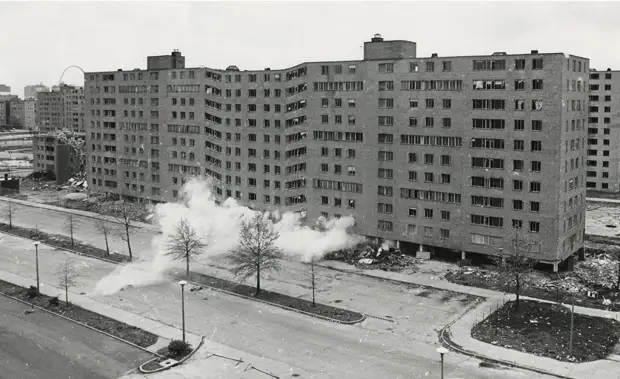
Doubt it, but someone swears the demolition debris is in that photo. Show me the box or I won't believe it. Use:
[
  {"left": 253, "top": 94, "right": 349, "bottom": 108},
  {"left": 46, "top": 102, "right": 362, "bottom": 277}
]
[{"left": 324, "top": 242, "right": 418, "bottom": 272}]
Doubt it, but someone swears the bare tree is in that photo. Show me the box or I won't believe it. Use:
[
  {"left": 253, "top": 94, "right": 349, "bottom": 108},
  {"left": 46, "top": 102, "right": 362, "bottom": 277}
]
[
  {"left": 55, "top": 258, "right": 78, "bottom": 307},
  {"left": 103, "top": 200, "right": 142, "bottom": 261},
  {"left": 94, "top": 218, "right": 113, "bottom": 256},
  {"left": 4, "top": 199, "right": 13, "bottom": 229},
  {"left": 165, "top": 218, "right": 205, "bottom": 276},
  {"left": 494, "top": 231, "right": 537, "bottom": 312},
  {"left": 64, "top": 214, "right": 81, "bottom": 247},
  {"left": 309, "top": 257, "right": 318, "bottom": 307},
  {"left": 226, "top": 213, "right": 283, "bottom": 296}
]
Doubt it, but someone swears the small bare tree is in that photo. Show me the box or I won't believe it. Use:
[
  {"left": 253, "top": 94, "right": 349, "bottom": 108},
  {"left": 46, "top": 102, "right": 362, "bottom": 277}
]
[
  {"left": 165, "top": 218, "right": 205, "bottom": 276},
  {"left": 55, "top": 258, "right": 78, "bottom": 307},
  {"left": 494, "top": 231, "right": 537, "bottom": 312},
  {"left": 309, "top": 257, "right": 318, "bottom": 307},
  {"left": 103, "top": 200, "right": 142, "bottom": 261},
  {"left": 4, "top": 199, "right": 13, "bottom": 229},
  {"left": 64, "top": 214, "right": 81, "bottom": 247},
  {"left": 226, "top": 213, "right": 283, "bottom": 296},
  {"left": 94, "top": 218, "right": 113, "bottom": 256}
]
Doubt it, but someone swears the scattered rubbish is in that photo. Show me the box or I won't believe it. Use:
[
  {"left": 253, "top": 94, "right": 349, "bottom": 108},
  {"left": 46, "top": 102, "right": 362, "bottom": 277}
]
[
  {"left": 190, "top": 286, "right": 204, "bottom": 292},
  {"left": 606, "top": 224, "right": 617, "bottom": 228}
]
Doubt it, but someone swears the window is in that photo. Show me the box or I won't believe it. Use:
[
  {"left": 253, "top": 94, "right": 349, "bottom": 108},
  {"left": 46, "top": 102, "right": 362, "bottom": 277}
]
[
  {"left": 442, "top": 118, "right": 452, "bottom": 128},
  {"left": 379, "top": 81, "right": 394, "bottom": 91},
  {"left": 532, "top": 58, "right": 543, "bottom": 70},
  {"left": 530, "top": 201, "right": 540, "bottom": 212},
  {"left": 441, "top": 211, "right": 450, "bottom": 221},
  {"left": 530, "top": 182, "right": 541, "bottom": 192},
  {"left": 532, "top": 79, "right": 543, "bottom": 90},
  {"left": 514, "top": 80, "right": 525, "bottom": 90},
  {"left": 409, "top": 99, "right": 418, "bottom": 108},
  {"left": 514, "top": 120, "right": 524, "bottom": 130},
  {"left": 409, "top": 62, "right": 419, "bottom": 72},
  {"left": 378, "top": 63, "right": 394, "bottom": 73},
  {"left": 425, "top": 61, "right": 435, "bottom": 72},
  {"left": 513, "top": 200, "right": 523, "bottom": 210},
  {"left": 442, "top": 61, "right": 452, "bottom": 71},
  {"left": 515, "top": 59, "right": 526, "bottom": 70},
  {"left": 378, "top": 220, "right": 393, "bottom": 231},
  {"left": 442, "top": 99, "right": 451, "bottom": 109},
  {"left": 424, "top": 209, "right": 433, "bottom": 219},
  {"left": 531, "top": 141, "right": 542, "bottom": 151},
  {"left": 531, "top": 120, "right": 542, "bottom": 131},
  {"left": 440, "top": 229, "right": 450, "bottom": 239},
  {"left": 425, "top": 99, "right": 435, "bottom": 108},
  {"left": 529, "top": 221, "right": 540, "bottom": 233}
]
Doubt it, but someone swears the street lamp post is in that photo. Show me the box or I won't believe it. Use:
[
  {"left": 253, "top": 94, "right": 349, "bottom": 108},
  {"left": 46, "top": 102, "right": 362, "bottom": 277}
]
[
  {"left": 179, "top": 280, "right": 187, "bottom": 343},
  {"left": 436, "top": 347, "right": 448, "bottom": 379},
  {"left": 33, "top": 241, "right": 40, "bottom": 294}
]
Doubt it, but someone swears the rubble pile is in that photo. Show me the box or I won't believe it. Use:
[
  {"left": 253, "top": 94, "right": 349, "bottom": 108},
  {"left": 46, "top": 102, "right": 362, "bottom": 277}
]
[
  {"left": 62, "top": 177, "right": 88, "bottom": 193},
  {"left": 324, "top": 242, "right": 419, "bottom": 272},
  {"left": 574, "top": 256, "right": 619, "bottom": 290}
]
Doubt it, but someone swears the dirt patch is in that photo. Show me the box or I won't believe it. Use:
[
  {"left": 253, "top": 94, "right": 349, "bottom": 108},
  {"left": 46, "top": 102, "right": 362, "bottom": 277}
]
[
  {"left": 0, "top": 279, "right": 158, "bottom": 348},
  {"left": 472, "top": 299, "right": 620, "bottom": 362},
  {"left": 0, "top": 222, "right": 129, "bottom": 263},
  {"left": 182, "top": 271, "right": 365, "bottom": 323},
  {"left": 446, "top": 269, "right": 620, "bottom": 312}
]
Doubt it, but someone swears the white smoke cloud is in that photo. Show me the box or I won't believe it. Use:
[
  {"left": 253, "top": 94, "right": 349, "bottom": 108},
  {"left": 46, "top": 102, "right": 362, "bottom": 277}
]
[{"left": 93, "top": 178, "right": 363, "bottom": 296}]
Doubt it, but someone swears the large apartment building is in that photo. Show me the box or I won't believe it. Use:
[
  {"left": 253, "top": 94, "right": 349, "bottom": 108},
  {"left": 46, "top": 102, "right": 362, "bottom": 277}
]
[
  {"left": 586, "top": 69, "right": 620, "bottom": 192},
  {"left": 84, "top": 36, "right": 588, "bottom": 268}
]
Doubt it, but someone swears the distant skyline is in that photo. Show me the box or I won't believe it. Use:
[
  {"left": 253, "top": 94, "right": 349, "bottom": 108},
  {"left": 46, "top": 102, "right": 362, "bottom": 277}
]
[{"left": 1, "top": 1, "right": 620, "bottom": 98}]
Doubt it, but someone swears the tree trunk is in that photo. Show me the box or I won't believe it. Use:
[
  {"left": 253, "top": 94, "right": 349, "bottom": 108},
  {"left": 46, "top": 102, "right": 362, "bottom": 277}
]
[
  {"left": 70, "top": 228, "right": 74, "bottom": 246},
  {"left": 515, "top": 275, "right": 520, "bottom": 312},
  {"left": 256, "top": 263, "right": 260, "bottom": 296},
  {"left": 104, "top": 234, "right": 110, "bottom": 256},
  {"left": 65, "top": 285, "right": 69, "bottom": 307},
  {"left": 125, "top": 224, "right": 132, "bottom": 260},
  {"left": 186, "top": 253, "right": 190, "bottom": 276},
  {"left": 312, "top": 283, "right": 315, "bottom": 307}
]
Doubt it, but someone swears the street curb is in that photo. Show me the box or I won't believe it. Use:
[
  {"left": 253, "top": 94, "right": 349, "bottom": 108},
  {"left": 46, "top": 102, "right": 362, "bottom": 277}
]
[
  {"left": 0, "top": 289, "right": 164, "bottom": 359},
  {"left": 437, "top": 306, "right": 573, "bottom": 379},
  {"left": 139, "top": 336, "right": 205, "bottom": 374},
  {"left": 180, "top": 276, "right": 366, "bottom": 325}
]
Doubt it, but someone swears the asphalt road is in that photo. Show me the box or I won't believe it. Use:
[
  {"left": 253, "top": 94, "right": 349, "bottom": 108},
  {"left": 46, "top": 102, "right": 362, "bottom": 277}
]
[
  {"left": 0, "top": 200, "right": 557, "bottom": 379},
  {"left": 0, "top": 295, "right": 152, "bottom": 379}
]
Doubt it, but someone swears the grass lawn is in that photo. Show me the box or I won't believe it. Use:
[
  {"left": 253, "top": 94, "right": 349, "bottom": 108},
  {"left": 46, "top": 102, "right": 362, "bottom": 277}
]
[
  {"left": 182, "top": 271, "right": 365, "bottom": 324},
  {"left": 0, "top": 279, "right": 158, "bottom": 348},
  {"left": 0, "top": 222, "right": 129, "bottom": 263},
  {"left": 472, "top": 299, "right": 620, "bottom": 362}
]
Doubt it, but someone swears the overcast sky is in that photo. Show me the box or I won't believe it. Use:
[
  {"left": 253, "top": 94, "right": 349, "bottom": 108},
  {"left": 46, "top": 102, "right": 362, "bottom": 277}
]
[{"left": 1, "top": 1, "right": 619, "bottom": 98}]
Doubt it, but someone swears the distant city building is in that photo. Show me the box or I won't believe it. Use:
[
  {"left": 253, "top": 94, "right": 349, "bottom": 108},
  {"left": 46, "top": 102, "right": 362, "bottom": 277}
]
[
  {"left": 586, "top": 69, "right": 620, "bottom": 192},
  {"left": 84, "top": 37, "right": 588, "bottom": 271},
  {"left": 8, "top": 98, "right": 37, "bottom": 129},
  {"left": 0, "top": 95, "right": 19, "bottom": 127},
  {"left": 0, "top": 84, "right": 10, "bottom": 93},
  {"left": 24, "top": 84, "right": 49, "bottom": 99},
  {"left": 36, "top": 84, "right": 85, "bottom": 133}
]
